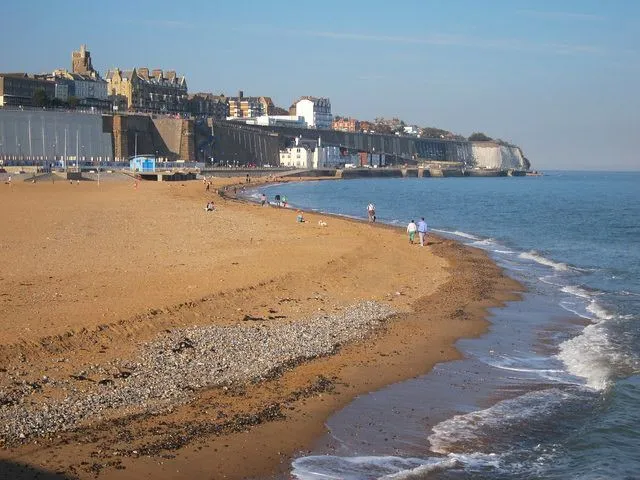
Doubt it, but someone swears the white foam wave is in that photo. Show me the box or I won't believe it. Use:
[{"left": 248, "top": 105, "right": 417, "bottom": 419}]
[
  {"left": 556, "top": 323, "right": 625, "bottom": 390},
  {"left": 538, "top": 276, "right": 563, "bottom": 287},
  {"left": 291, "top": 455, "right": 455, "bottom": 480},
  {"left": 428, "top": 389, "right": 572, "bottom": 455},
  {"left": 380, "top": 457, "right": 461, "bottom": 479},
  {"left": 471, "top": 238, "right": 495, "bottom": 247},
  {"left": 561, "top": 285, "right": 592, "bottom": 299},
  {"left": 432, "top": 229, "right": 480, "bottom": 240},
  {"left": 519, "top": 251, "right": 569, "bottom": 271},
  {"left": 558, "top": 300, "right": 593, "bottom": 320},
  {"left": 291, "top": 453, "right": 507, "bottom": 480},
  {"left": 586, "top": 300, "right": 615, "bottom": 321}
]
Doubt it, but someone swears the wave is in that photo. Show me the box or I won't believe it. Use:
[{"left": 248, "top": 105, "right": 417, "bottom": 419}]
[
  {"left": 291, "top": 453, "right": 509, "bottom": 480},
  {"left": 427, "top": 388, "right": 578, "bottom": 455},
  {"left": 432, "top": 228, "right": 480, "bottom": 240},
  {"left": 561, "top": 285, "right": 593, "bottom": 299},
  {"left": 556, "top": 320, "right": 636, "bottom": 389},
  {"left": 586, "top": 300, "right": 615, "bottom": 321},
  {"left": 519, "top": 251, "right": 570, "bottom": 272},
  {"left": 291, "top": 455, "right": 458, "bottom": 480}
]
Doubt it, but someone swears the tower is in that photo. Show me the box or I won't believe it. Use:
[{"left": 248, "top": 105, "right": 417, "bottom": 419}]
[{"left": 72, "top": 44, "right": 95, "bottom": 76}]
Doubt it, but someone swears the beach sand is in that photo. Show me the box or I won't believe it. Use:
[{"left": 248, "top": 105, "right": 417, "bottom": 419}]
[{"left": 0, "top": 173, "right": 521, "bottom": 479}]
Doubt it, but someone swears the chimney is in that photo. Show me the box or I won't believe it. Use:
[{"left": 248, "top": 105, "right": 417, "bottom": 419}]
[
  {"left": 152, "top": 69, "right": 163, "bottom": 79},
  {"left": 138, "top": 68, "right": 149, "bottom": 80},
  {"left": 166, "top": 70, "right": 176, "bottom": 81}
]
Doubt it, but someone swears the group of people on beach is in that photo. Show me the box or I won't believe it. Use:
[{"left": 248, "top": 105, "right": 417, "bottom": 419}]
[
  {"left": 406, "top": 218, "right": 428, "bottom": 246},
  {"left": 368, "top": 202, "right": 429, "bottom": 247}
]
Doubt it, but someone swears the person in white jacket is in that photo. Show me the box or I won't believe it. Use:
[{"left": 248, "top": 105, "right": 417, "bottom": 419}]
[{"left": 407, "top": 220, "right": 417, "bottom": 244}]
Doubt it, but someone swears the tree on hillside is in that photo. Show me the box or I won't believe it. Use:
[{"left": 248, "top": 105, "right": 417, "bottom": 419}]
[
  {"left": 468, "top": 132, "right": 493, "bottom": 141},
  {"left": 420, "top": 127, "right": 452, "bottom": 139}
]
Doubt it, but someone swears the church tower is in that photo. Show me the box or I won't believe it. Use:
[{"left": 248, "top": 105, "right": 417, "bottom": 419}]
[{"left": 72, "top": 44, "right": 95, "bottom": 77}]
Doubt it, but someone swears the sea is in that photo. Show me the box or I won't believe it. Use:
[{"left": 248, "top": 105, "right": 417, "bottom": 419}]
[{"left": 249, "top": 171, "right": 640, "bottom": 479}]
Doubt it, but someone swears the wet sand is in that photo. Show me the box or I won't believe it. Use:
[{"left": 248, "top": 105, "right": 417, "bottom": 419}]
[{"left": 0, "top": 173, "right": 521, "bottom": 479}]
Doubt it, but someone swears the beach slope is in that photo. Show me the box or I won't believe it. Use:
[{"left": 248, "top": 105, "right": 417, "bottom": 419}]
[{"left": 0, "top": 175, "right": 520, "bottom": 479}]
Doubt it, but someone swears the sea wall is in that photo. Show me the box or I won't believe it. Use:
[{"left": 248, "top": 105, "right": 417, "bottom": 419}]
[
  {"left": 471, "top": 142, "right": 526, "bottom": 170},
  {"left": 112, "top": 115, "right": 194, "bottom": 161},
  {"left": 0, "top": 110, "right": 195, "bottom": 163},
  {"left": 0, "top": 109, "right": 113, "bottom": 162}
]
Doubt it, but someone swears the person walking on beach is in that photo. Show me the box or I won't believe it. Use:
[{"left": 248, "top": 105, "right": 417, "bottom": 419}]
[
  {"left": 417, "top": 217, "right": 428, "bottom": 247},
  {"left": 260, "top": 193, "right": 267, "bottom": 206},
  {"left": 367, "top": 202, "right": 376, "bottom": 222},
  {"left": 407, "top": 220, "right": 417, "bottom": 244}
]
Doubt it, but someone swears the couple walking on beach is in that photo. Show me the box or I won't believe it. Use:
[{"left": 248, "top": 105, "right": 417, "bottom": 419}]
[
  {"left": 367, "top": 202, "right": 376, "bottom": 222},
  {"left": 407, "top": 218, "right": 428, "bottom": 246}
]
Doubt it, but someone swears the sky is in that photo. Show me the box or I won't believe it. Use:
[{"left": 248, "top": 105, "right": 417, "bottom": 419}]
[{"left": 2, "top": 0, "right": 639, "bottom": 171}]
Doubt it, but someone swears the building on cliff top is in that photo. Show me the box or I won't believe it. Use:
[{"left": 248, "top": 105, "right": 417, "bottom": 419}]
[
  {"left": 106, "top": 67, "right": 188, "bottom": 114},
  {"left": 291, "top": 96, "right": 332, "bottom": 129},
  {"left": 227, "top": 91, "right": 283, "bottom": 118},
  {"left": 188, "top": 93, "right": 229, "bottom": 119}
]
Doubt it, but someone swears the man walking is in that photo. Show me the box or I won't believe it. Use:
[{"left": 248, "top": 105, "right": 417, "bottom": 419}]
[{"left": 417, "top": 217, "right": 428, "bottom": 247}]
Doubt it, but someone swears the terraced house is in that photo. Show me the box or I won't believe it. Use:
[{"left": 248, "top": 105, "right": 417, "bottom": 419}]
[{"left": 106, "top": 67, "right": 188, "bottom": 113}]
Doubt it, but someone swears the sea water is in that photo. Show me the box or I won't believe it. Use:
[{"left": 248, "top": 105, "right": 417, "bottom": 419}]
[{"left": 251, "top": 171, "right": 640, "bottom": 479}]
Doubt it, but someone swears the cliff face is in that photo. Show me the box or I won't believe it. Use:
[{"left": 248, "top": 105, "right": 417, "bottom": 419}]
[{"left": 470, "top": 142, "right": 527, "bottom": 170}]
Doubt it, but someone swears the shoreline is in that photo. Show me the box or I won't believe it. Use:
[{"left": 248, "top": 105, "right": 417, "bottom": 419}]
[{"left": 0, "top": 174, "right": 523, "bottom": 479}]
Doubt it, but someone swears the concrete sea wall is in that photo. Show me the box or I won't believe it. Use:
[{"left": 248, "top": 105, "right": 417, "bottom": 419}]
[{"left": 0, "top": 110, "right": 113, "bottom": 163}]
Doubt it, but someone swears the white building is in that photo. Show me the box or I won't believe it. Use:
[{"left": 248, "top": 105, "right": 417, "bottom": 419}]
[
  {"left": 294, "top": 96, "right": 332, "bottom": 129},
  {"left": 228, "top": 115, "right": 307, "bottom": 128},
  {"left": 51, "top": 70, "right": 108, "bottom": 108},
  {"left": 403, "top": 125, "right": 420, "bottom": 136},
  {"left": 279, "top": 138, "right": 343, "bottom": 169}
]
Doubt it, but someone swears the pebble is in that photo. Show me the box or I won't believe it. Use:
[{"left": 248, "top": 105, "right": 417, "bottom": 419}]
[{"left": 0, "top": 301, "right": 395, "bottom": 442}]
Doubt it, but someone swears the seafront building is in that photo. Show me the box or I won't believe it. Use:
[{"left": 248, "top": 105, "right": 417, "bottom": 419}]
[
  {"left": 279, "top": 137, "right": 344, "bottom": 169},
  {"left": 227, "top": 92, "right": 278, "bottom": 118},
  {"left": 45, "top": 44, "right": 109, "bottom": 110},
  {"left": 292, "top": 96, "right": 332, "bottom": 129},
  {"left": 187, "top": 93, "right": 229, "bottom": 119},
  {"left": 46, "top": 70, "right": 109, "bottom": 110},
  {"left": 227, "top": 114, "right": 306, "bottom": 128},
  {"left": 0, "top": 73, "right": 55, "bottom": 107},
  {"left": 332, "top": 117, "right": 360, "bottom": 132},
  {"left": 106, "top": 67, "right": 188, "bottom": 113}
]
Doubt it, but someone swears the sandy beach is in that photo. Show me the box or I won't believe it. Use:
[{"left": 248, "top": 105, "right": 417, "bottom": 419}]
[{"left": 0, "top": 173, "right": 521, "bottom": 479}]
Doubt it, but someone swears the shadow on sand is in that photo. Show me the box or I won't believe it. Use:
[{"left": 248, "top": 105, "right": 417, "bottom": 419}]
[{"left": 0, "top": 460, "right": 77, "bottom": 480}]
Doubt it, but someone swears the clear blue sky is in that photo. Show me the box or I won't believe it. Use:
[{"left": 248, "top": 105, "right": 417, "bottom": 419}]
[{"left": 2, "top": 0, "right": 638, "bottom": 170}]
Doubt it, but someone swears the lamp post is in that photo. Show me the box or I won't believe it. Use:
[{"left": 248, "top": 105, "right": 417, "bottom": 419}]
[{"left": 76, "top": 130, "right": 79, "bottom": 173}]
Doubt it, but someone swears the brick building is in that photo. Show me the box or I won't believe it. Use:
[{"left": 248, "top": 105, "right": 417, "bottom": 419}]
[
  {"left": 227, "top": 91, "right": 276, "bottom": 118},
  {"left": 106, "top": 67, "right": 188, "bottom": 113},
  {"left": 188, "top": 93, "right": 229, "bottom": 119},
  {"left": 332, "top": 117, "right": 360, "bottom": 132}
]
